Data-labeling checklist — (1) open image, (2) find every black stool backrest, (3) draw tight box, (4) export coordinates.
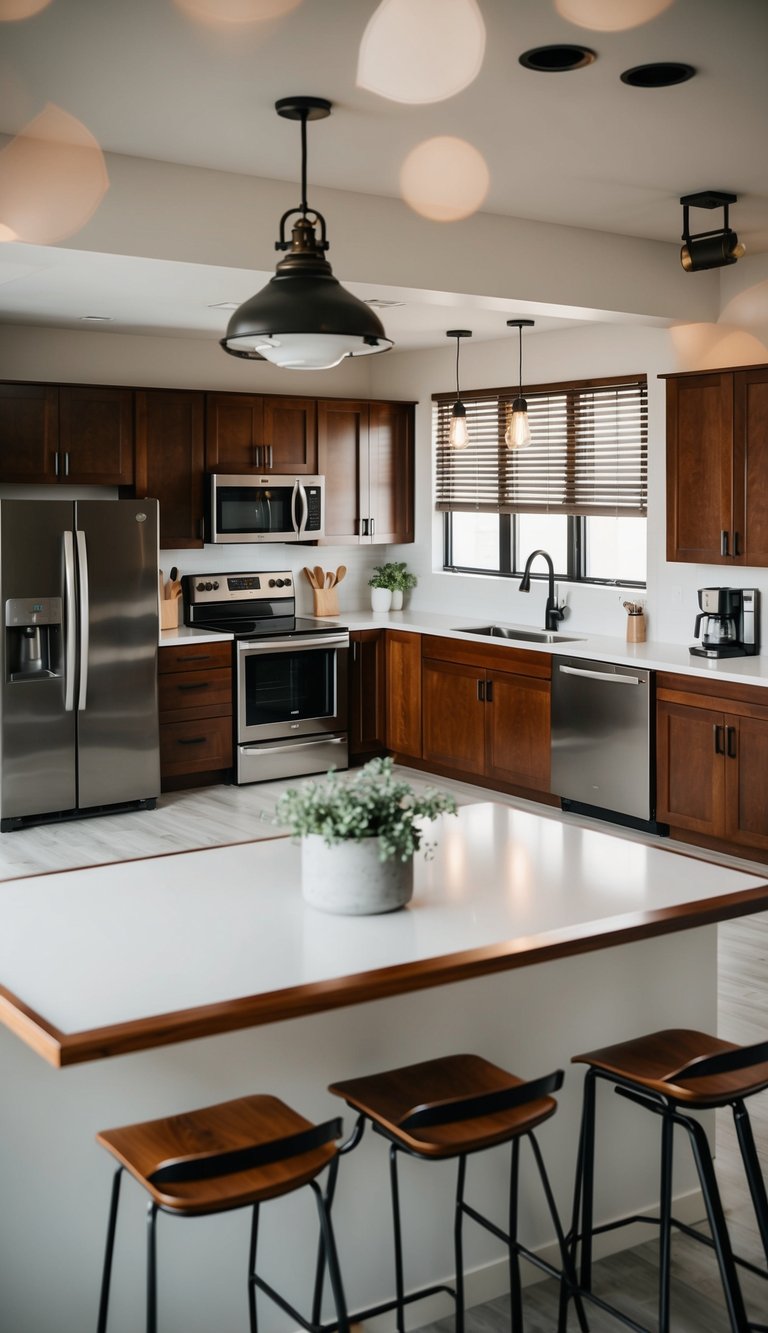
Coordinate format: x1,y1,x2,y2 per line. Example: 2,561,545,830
149,1116,343,1186
664,1038,768,1084
398,1070,564,1132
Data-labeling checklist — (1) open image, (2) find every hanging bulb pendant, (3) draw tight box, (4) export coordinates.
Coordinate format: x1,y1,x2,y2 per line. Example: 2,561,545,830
446,328,472,450
505,318,534,451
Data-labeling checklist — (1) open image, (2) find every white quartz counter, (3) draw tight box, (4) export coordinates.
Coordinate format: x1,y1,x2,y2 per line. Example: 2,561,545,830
160,624,233,647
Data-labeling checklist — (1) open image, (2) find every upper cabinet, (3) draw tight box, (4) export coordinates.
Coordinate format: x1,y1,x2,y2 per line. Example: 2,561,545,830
134,389,205,549
205,393,317,474
665,364,768,566
0,382,133,485
317,398,414,545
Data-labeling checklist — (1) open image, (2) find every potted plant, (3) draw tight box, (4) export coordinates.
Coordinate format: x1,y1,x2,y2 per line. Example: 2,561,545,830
368,561,417,611
274,757,457,915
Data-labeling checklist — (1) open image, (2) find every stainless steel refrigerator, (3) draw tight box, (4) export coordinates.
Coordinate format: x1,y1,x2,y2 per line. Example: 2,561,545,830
0,498,160,830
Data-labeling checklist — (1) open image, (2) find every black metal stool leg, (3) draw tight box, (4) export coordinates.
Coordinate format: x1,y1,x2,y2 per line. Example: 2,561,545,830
658,1110,674,1333
389,1143,406,1333
454,1155,467,1333
682,1112,750,1333
310,1155,341,1328
732,1099,768,1267
577,1070,598,1293
247,1202,260,1333
507,1139,523,1331
310,1178,349,1333
527,1132,589,1333
97,1166,123,1333
146,1202,158,1333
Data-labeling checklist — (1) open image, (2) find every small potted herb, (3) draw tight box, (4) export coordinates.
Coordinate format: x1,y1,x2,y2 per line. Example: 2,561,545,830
368,561,417,611
274,757,457,915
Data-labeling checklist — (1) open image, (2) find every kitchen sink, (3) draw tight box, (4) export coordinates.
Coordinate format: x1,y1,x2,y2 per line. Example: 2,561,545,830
453,624,587,644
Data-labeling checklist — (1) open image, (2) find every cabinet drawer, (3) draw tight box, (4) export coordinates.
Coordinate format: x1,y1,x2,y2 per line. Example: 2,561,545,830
159,642,232,674
159,667,232,717
160,716,233,776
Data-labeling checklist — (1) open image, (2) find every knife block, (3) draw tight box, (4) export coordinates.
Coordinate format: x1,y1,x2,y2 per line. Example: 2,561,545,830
313,587,339,617
160,597,181,629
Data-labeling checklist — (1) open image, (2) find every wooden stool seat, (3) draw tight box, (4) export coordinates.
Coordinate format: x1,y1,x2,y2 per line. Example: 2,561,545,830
97,1093,338,1215
329,1053,557,1159
573,1027,768,1106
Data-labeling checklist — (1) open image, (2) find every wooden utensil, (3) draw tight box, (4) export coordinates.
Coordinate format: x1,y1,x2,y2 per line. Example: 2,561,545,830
335,565,347,585
314,564,325,590
325,571,335,588
304,566,318,589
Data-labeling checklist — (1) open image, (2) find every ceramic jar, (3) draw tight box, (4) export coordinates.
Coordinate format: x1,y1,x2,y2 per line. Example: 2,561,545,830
370,586,392,612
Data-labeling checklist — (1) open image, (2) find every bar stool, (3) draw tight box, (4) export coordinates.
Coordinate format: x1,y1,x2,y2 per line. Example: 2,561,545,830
567,1028,768,1333
327,1052,585,1333
95,1093,349,1333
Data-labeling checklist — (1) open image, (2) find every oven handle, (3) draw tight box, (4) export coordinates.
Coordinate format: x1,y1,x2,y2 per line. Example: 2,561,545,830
237,634,349,655
241,736,347,757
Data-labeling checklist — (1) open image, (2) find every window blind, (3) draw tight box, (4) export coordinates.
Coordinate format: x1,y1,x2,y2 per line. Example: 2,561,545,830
434,375,647,517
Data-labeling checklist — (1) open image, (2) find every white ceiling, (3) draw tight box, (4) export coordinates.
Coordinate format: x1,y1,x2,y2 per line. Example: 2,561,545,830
0,0,766,347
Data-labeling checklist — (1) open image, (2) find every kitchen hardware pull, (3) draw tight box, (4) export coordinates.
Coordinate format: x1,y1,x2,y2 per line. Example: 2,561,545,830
254,445,263,468
177,736,206,745
54,452,60,477
62,531,77,712
64,451,70,477
726,726,737,758
485,679,494,703
370,516,375,537
477,679,485,702
75,530,89,711
241,737,345,756
559,665,641,686
734,532,740,557
184,654,212,662
177,681,210,691
267,445,273,469
352,641,358,662
714,724,725,755
721,530,729,557
238,634,349,655
361,518,369,536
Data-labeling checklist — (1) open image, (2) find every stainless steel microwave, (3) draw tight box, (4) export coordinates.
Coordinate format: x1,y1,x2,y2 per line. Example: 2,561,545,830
206,474,325,544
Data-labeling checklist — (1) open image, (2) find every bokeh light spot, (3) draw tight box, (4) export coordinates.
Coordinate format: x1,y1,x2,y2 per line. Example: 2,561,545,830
358,0,485,104
555,0,675,32
400,136,489,222
0,104,109,244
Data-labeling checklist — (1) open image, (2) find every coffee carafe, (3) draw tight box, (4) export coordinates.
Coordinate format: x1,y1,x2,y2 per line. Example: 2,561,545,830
691,587,759,658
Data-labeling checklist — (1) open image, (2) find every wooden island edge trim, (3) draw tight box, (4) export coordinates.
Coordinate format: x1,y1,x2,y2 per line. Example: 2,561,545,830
6,881,767,1067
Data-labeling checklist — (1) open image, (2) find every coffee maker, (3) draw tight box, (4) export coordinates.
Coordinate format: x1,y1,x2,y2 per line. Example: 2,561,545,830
691,587,760,658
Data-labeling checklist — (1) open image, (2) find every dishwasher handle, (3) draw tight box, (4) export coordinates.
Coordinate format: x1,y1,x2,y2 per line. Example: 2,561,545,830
558,665,643,686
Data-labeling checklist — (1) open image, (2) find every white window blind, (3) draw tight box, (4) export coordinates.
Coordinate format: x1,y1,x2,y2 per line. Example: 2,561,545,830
435,375,647,517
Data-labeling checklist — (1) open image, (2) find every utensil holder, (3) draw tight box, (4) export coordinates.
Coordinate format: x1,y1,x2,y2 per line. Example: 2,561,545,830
313,587,339,617
626,612,646,643
160,598,181,630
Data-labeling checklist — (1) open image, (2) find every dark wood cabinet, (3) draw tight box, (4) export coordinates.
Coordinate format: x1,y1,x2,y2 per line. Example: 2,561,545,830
135,389,205,549
317,398,414,545
664,364,768,566
349,630,387,760
422,637,551,794
385,629,422,759
158,640,233,788
656,673,768,854
206,393,317,473
0,382,133,485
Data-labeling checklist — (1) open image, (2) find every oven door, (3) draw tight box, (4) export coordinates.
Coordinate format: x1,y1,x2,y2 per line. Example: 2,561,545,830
236,634,349,743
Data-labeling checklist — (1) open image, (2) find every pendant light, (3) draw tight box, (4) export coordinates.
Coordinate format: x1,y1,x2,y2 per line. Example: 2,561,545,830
447,329,472,449
221,96,394,370
505,318,534,450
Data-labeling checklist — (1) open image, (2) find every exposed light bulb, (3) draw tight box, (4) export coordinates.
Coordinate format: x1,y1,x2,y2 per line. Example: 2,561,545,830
450,403,469,449
505,399,531,450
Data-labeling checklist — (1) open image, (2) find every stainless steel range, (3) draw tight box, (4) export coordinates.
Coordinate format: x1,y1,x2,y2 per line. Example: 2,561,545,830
182,571,349,784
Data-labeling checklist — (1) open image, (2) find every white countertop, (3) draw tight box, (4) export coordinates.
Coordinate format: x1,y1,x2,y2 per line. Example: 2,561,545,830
1,802,766,1065
160,624,234,646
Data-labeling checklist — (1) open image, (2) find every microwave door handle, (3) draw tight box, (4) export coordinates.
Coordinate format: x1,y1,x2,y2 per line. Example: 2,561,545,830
295,480,309,539
75,530,90,710
62,530,77,712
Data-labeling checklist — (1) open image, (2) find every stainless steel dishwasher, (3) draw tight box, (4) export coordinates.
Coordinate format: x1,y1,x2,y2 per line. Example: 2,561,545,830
551,656,661,828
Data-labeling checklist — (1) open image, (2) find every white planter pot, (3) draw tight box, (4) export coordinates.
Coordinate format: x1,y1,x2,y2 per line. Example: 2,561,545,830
370,587,392,612
390,588,403,610
301,835,413,915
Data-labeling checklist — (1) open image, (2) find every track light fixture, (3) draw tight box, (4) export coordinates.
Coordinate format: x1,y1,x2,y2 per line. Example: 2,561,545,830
505,319,534,450
222,96,393,369
680,191,746,273
447,329,472,450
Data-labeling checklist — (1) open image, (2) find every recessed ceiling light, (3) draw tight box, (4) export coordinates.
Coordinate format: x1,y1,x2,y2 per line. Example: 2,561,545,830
80,315,112,322
519,44,596,72
620,61,696,87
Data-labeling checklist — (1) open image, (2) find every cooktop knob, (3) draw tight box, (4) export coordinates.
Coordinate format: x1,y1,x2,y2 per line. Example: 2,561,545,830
268,578,276,588
275,578,284,587
196,582,205,592
213,581,220,590
204,581,213,591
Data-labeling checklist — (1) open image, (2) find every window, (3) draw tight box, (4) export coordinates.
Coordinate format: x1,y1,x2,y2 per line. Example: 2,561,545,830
436,375,647,586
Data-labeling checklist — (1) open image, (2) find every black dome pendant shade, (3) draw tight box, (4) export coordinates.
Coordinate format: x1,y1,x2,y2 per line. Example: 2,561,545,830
222,96,393,370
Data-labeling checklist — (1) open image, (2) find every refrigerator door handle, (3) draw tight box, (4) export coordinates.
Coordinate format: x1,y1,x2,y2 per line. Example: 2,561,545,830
76,530,90,711
63,530,77,712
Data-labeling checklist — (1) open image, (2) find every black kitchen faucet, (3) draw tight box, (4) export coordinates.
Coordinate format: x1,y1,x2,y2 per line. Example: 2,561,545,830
519,549,566,633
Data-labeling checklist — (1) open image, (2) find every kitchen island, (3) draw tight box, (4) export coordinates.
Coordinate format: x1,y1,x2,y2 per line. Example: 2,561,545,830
1,803,766,1333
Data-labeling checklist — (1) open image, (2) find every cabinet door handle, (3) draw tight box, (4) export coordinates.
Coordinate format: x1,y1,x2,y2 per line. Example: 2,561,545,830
177,736,206,746
361,518,369,537
714,723,725,755
485,679,493,703
184,653,213,662
721,530,729,557
477,679,485,702
254,445,263,468
352,641,358,663
726,725,737,759
370,516,375,537
64,451,70,477
267,445,273,469
734,531,740,557
55,452,60,477
177,681,210,692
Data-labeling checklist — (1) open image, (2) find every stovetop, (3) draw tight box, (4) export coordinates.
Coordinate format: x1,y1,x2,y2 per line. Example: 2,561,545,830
192,614,344,641
181,570,346,640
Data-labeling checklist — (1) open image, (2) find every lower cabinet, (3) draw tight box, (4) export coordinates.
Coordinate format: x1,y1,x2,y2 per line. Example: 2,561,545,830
159,641,233,788
422,637,551,795
385,629,422,759
656,673,768,853
348,630,387,761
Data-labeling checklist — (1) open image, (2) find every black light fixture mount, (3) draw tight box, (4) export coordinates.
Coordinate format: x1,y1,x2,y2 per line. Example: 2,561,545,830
222,96,393,369
505,319,534,451
680,190,746,272
447,329,472,450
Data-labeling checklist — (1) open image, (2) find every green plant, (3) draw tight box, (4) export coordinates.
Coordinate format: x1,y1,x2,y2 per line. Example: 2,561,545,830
368,561,417,592
273,757,457,863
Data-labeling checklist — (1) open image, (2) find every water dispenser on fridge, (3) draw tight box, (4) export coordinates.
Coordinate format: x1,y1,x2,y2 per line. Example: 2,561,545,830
5,597,63,682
